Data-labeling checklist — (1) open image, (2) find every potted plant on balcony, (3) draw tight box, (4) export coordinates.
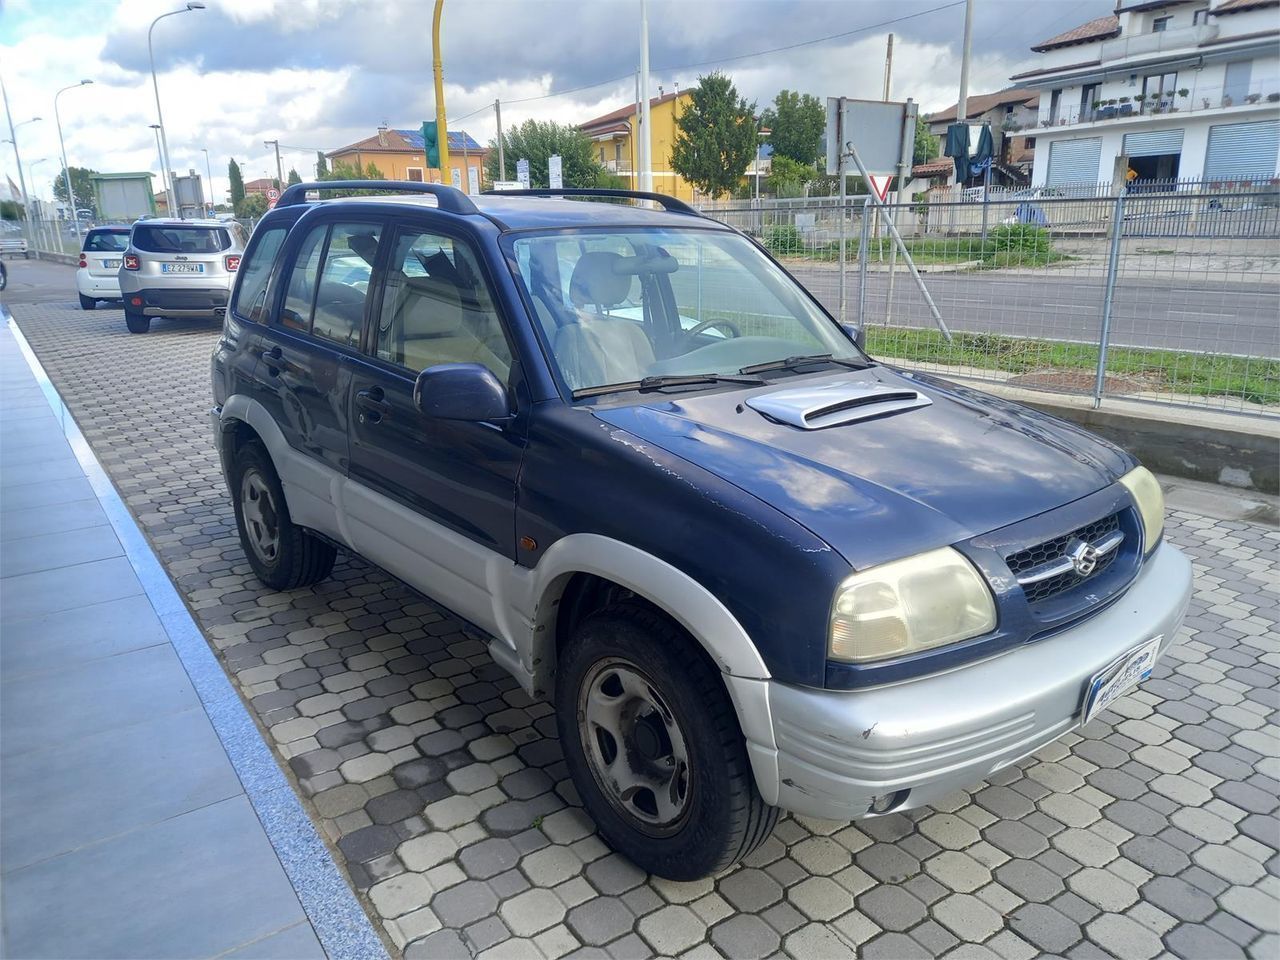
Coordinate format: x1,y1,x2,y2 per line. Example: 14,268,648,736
1268,93,1280,103
1222,94,1234,106
1246,92,1262,104
1134,93,1147,112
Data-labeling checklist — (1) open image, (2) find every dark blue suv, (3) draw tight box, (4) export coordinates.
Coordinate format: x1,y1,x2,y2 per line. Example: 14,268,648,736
211,182,1191,879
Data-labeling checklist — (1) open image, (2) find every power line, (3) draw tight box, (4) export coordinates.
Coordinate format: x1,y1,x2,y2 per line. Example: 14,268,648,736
501,1,966,107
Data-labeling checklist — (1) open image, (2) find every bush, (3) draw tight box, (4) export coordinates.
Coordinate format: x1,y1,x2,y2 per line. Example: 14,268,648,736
764,224,803,254
985,223,1052,256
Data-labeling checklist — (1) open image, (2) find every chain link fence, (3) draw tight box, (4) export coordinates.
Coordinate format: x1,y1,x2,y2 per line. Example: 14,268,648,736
699,183,1280,416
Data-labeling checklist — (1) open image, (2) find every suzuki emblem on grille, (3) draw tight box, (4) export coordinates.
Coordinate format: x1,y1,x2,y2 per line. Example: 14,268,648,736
1067,539,1100,576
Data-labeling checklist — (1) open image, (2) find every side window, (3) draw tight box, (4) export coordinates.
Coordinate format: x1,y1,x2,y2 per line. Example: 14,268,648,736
374,227,513,380
229,225,288,323
311,223,379,348
281,225,328,331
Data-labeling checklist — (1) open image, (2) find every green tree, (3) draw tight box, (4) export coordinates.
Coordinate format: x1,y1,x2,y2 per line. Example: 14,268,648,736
761,89,825,167
228,159,245,209
1,199,24,220
766,155,812,198
316,161,387,196
670,72,758,199
484,119,606,187
236,193,268,219
315,151,329,178
53,166,98,216
914,115,940,165
286,167,302,186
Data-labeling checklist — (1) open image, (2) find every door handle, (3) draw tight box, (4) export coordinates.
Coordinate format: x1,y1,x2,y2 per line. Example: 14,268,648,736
355,387,390,423
258,347,283,375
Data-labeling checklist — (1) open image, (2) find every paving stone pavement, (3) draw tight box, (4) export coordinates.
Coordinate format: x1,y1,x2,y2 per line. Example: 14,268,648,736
9,299,1279,960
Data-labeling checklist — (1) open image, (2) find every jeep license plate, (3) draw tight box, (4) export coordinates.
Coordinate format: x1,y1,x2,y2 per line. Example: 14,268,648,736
1082,636,1162,725
162,262,204,273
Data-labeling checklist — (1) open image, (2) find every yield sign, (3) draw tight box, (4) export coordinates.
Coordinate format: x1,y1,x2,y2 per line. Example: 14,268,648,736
868,175,894,202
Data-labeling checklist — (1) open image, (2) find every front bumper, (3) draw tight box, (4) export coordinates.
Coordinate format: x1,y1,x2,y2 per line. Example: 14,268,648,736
741,541,1192,821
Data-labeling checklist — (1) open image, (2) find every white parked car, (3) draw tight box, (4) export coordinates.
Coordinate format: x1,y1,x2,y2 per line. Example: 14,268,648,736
0,221,29,258
77,226,132,309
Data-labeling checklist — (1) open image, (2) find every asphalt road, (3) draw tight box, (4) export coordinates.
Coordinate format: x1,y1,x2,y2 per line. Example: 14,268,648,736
787,265,1280,359
10,256,1276,360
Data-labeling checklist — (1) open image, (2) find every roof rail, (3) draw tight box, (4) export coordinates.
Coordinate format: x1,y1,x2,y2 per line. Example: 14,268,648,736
275,180,479,215
480,187,701,217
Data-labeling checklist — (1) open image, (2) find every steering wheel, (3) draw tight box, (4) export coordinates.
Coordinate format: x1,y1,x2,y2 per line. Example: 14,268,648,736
681,316,742,342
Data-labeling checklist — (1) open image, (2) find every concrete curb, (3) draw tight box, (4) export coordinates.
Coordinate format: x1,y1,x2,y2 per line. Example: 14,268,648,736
34,251,77,266
982,383,1280,495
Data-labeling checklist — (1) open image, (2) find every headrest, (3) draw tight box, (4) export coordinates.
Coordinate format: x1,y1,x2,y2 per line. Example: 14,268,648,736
569,252,632,308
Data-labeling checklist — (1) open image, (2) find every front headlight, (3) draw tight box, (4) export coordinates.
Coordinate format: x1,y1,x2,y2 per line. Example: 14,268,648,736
1118,465,1164,555
829,547,997,663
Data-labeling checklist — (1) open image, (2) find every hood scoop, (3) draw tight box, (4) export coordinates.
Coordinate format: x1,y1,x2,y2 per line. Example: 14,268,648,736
746,381,932,430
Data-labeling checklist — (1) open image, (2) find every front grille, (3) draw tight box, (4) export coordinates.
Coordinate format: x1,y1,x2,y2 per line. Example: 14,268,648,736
1007,512,1122,604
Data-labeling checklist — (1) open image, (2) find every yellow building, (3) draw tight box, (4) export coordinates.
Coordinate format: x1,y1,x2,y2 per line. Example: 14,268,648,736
326,126,488,193
579,91,696,202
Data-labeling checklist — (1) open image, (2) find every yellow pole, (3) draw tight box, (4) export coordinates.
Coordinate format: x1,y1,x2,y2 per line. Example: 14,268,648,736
432,0,450,177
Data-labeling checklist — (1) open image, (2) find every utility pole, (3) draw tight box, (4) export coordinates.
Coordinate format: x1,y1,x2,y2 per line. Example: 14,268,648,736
638,0,653,191
0,75,33,243
883,33,894,101
432,0,451,177
494,99,505,180
957,0,975,126
264,139,283,187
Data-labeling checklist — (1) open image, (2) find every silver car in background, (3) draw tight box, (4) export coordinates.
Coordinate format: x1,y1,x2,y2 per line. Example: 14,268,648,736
118,219,248,333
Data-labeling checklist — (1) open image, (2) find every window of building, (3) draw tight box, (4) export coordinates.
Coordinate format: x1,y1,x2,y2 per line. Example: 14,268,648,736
1152,15,1172,31
406,167,424,182
1143,72,1178,101
1049,88,1062,123
1081,82,1102,116
1025,137,1037,148
1224,61,1252,103
1192,7,1211,25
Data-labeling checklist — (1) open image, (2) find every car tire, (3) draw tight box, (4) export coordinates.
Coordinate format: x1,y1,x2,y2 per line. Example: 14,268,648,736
231,441,336,590
556,601,778,880
125,311,151,334
79,294,96,310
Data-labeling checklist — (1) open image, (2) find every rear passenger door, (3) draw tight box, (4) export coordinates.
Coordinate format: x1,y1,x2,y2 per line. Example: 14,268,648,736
255,217,384,532
343,219,527,624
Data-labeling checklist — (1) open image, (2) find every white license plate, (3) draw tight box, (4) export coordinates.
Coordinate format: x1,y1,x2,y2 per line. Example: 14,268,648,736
103,259,121,268
1082,636,1162,724
162,262,204,274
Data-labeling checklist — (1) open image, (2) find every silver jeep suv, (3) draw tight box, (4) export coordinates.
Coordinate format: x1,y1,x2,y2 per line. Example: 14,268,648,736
119,218,248,333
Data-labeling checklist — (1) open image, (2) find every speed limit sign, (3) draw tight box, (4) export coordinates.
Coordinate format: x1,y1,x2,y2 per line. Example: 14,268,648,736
266,187,280,201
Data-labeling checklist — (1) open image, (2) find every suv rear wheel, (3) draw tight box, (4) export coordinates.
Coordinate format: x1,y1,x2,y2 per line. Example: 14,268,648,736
556,602,778,879
231,441,336,589
125,310,150,334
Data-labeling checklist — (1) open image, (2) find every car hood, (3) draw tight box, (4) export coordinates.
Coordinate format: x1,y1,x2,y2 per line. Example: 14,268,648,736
591,366,1131,570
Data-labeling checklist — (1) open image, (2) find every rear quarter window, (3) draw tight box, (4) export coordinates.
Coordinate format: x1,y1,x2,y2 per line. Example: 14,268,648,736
230,224,290,323
131,225,231,254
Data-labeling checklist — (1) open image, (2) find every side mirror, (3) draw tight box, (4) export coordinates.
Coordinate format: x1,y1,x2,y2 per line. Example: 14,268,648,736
841,321,866,351
413,363,511,422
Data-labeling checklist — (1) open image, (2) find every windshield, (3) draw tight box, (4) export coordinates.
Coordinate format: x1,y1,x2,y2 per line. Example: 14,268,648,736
509,227,862,394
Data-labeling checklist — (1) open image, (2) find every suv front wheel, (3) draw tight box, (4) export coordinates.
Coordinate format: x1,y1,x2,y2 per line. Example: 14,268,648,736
231,441,336,589
556,602,778,880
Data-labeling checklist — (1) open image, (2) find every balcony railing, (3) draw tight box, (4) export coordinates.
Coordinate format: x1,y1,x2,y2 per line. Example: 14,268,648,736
1017,83,1280,131
603,159,633,174
1098,23,1218,62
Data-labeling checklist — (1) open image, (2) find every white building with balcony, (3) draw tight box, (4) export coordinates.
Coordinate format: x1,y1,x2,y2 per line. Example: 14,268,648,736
1011,0,1280,187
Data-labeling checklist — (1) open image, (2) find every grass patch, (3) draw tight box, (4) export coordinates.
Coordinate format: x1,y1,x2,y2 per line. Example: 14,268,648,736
767,224,1068,269
866,326,1280,405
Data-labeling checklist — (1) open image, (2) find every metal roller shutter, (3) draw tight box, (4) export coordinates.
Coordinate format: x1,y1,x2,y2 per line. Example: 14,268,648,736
1203,120,1280,181
1046,138,1103,185
1123,128,1184,157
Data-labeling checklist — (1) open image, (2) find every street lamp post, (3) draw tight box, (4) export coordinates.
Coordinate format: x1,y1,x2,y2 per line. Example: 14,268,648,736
201,147,213,214
149,125,167,215
2,113,41,239
148,2,205,220
54,79,92,244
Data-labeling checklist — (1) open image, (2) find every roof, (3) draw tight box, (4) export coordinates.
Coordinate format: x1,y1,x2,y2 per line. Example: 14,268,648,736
1213,0,1279,12
298,192,725,232
912,159,954,178
1114,1,1181,12
244,178,276,191
579,92,683,132
927,88,1039,123
327,127,484,158
1031,15,1120,51
89,172,155,181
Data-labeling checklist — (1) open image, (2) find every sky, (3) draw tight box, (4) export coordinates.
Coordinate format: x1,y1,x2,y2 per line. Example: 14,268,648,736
0,0,1113,207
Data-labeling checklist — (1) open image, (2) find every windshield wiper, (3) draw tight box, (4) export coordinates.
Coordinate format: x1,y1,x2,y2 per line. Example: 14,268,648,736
572,373,766,400
739,353,870,375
